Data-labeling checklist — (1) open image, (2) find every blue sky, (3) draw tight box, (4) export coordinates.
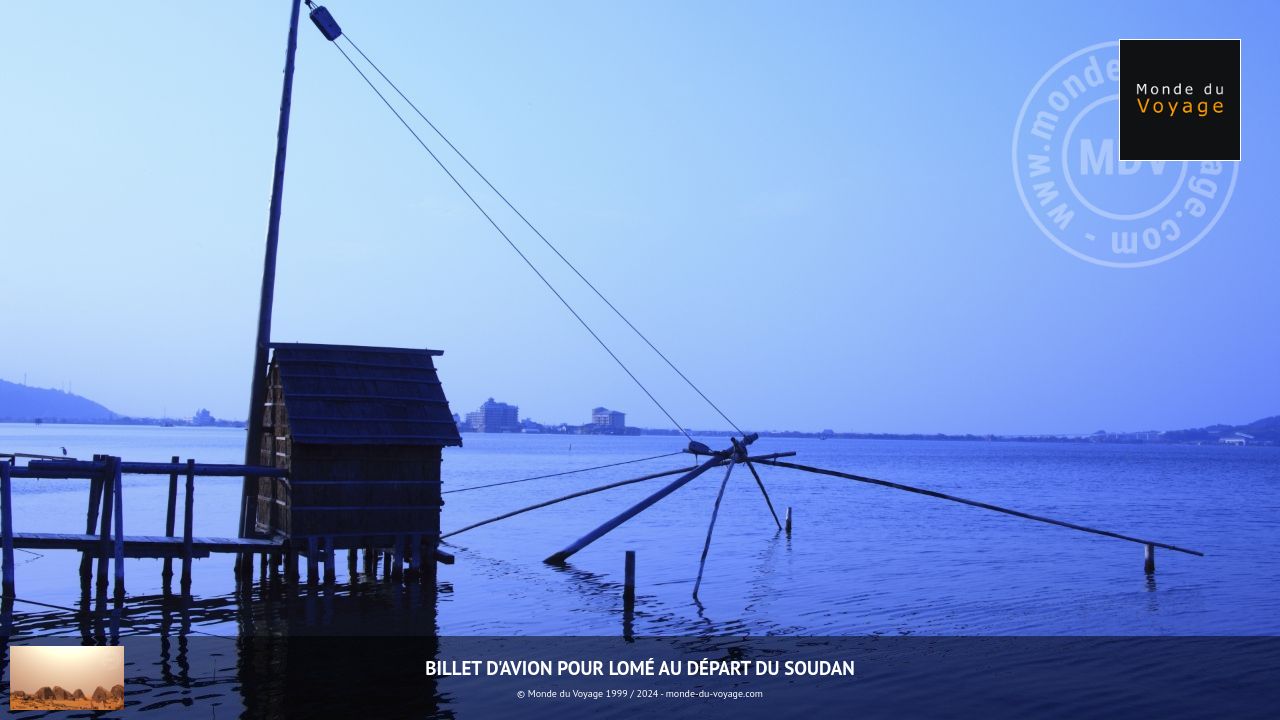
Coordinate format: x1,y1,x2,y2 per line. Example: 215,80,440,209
1,1,1275,434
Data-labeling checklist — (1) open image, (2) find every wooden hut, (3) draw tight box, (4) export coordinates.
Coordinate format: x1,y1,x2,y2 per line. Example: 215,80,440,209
249,343,461,566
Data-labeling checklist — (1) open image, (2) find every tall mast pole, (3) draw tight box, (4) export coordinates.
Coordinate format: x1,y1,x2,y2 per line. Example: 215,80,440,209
240,0,304,542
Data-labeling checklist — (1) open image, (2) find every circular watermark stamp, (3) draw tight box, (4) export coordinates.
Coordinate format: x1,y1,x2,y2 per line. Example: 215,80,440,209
1012,41,1238,268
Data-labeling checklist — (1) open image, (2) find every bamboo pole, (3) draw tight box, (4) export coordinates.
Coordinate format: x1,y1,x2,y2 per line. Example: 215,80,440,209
692,461,736,601
442,452,795,542
757,459,1204,557
545,453,728,565
442,464,701,540
743,460,782,530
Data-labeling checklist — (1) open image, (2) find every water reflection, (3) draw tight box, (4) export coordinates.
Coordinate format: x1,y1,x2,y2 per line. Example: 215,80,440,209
2,572,449,718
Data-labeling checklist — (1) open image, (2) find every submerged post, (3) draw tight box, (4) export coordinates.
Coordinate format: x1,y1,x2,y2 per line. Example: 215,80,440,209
1144,544,1156,574
786,507,792,536
1,461,15,600
240,0,305,543
623,550,636,611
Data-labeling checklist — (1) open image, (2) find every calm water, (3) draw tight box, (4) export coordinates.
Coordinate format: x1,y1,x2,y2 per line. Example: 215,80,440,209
2,424,1276,637
4,425,1279,718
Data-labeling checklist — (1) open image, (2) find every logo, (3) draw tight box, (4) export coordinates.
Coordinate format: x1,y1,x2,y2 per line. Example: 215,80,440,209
1012,42,1238,268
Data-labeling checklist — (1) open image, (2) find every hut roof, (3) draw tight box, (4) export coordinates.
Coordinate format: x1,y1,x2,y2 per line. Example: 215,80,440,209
270,343,462,447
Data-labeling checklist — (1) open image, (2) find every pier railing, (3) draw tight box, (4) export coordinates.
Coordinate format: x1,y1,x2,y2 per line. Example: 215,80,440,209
0,455,287,600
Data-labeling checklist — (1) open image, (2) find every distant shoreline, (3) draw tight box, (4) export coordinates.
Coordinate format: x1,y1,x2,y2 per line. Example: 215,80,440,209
4,418,1273,446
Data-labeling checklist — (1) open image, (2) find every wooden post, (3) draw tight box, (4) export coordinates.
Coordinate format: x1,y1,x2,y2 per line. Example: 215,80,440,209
181,459,195,592
307,537,319,585
1144,544,1156,574
623,550,635,611
785,507,792,536
80,460,105,583
1,461,15,600
285,548,298,582
408,534,421,581
111,457,125,599
323,537,336,585
95,460,115,592
162,455,179,581
382,550,391,578
391,536,404,582
259,550,269,579
347,548,357,580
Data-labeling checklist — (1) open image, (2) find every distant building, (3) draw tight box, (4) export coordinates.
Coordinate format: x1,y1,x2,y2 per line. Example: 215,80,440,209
588,406,627,434
465,398,521,433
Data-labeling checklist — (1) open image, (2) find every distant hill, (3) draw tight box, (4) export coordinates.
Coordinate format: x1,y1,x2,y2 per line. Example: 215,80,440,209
0,379,117,422
1162,415,1280,444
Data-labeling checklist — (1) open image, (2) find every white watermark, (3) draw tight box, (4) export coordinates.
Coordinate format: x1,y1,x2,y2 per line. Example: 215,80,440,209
1012,41,1238,268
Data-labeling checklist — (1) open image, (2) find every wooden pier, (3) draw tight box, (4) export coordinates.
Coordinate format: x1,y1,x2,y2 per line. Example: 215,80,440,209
1,455,290,600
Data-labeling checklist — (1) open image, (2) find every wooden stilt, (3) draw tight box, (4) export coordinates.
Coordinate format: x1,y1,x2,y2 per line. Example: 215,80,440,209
391,536,404,582
785,507,792,536
1144,544,1156,574
162,455,178,581
307,537,318,585
285,548,298,582
259,550,269,579
181,459,195,593
80,461,105,583
347,548,357,580
323,537,336,584
407,534,421,581
382,550,391,578
363,546,375,576
1,461,15,600
110,457,125,599
95,461,115,592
